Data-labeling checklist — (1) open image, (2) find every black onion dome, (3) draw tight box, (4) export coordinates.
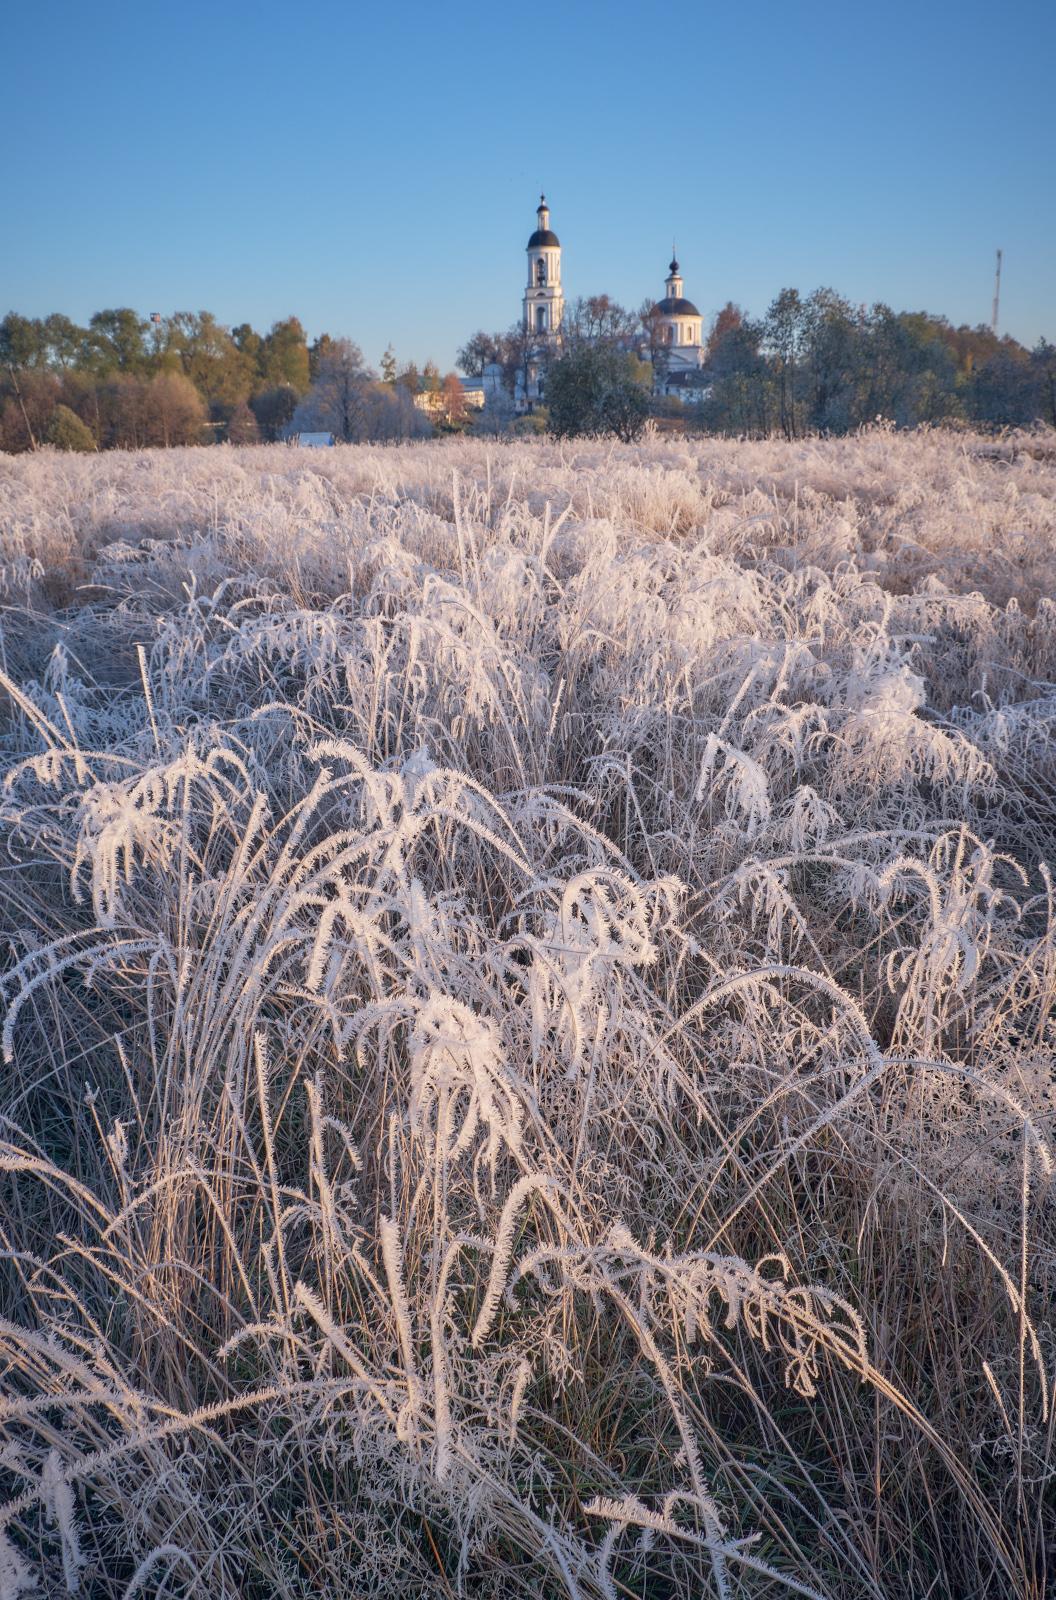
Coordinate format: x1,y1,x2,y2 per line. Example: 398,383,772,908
528,228,560,248
656,295,700,316
669,257,680,274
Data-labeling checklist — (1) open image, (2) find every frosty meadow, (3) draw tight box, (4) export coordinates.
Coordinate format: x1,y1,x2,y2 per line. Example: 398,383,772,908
0,427,1054,1598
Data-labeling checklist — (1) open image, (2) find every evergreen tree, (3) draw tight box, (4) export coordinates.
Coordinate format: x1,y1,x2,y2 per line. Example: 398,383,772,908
309,334,336,382
260,319,310,394
226,400,260,445
45,404,96,451
232,323,265,383
547,346,649,442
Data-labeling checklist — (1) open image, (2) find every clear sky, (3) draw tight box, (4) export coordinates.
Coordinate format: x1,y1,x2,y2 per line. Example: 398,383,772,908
4,0,1054,371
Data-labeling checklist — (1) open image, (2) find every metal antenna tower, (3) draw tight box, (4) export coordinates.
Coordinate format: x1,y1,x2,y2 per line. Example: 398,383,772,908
991,248,1003,336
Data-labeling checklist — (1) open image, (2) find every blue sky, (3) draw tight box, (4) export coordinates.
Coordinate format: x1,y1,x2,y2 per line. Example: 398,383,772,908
4,0,1053,371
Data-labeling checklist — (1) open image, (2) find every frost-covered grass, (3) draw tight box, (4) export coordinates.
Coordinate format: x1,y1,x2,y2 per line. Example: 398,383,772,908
0,428,1054,1598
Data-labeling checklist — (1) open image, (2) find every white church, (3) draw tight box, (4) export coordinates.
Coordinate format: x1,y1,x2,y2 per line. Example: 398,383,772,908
518,195,564,409
516,195,710,408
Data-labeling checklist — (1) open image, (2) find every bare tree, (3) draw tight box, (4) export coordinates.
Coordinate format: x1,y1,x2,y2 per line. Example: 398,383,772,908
441,373,467,427
496,324,536,403
360,382,433,441
475,385,516,435
250,385,299,442
456,331,499,376
638,299,668,386
291,340,375,442
562,295,637,349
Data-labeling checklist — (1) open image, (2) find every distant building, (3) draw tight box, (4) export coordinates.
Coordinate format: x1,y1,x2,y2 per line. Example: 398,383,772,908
458,376,488,410
658,369,712,403
519,195,564,411
651,257,710,402
291,431,335,448
479,363,506,399
411,376,489,418
460,196,713,411
523,195,564,340
412,389,445,416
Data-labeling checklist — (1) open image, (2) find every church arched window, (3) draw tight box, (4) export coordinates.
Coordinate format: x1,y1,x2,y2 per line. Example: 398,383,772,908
536,258,547,286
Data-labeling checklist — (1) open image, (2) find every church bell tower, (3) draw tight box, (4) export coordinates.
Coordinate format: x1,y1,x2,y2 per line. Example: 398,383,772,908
523,194,563,339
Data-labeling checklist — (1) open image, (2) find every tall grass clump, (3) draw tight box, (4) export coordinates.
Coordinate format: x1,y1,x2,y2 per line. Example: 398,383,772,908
0,425,1054,1598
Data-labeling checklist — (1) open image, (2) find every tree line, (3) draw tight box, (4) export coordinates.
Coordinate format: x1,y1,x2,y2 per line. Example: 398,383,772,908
459,289,1056,438
699,290,1056,436
0,311,464,451
4,290,1053,453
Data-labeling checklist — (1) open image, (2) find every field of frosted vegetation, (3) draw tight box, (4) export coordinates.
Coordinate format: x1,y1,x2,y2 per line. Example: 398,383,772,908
1,427,1056,1600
